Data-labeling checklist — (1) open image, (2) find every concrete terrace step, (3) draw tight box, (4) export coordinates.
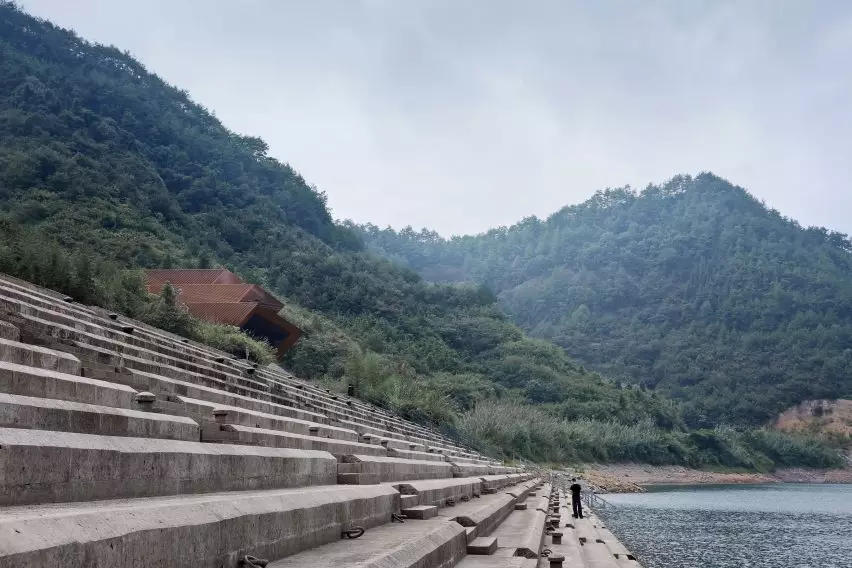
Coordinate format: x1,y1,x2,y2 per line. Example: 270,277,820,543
122,368,329,424
205,424,388,457
0,337,80,375
268,519,467,568
0,360,136,408
387,447,447,462
338,455,454,484
178,396,357,440
0,427,337,505
0,484,399,567
439,492,516,540
0,393,199,440
454,556,538,567
490,495,548,558
467,536,498,555
396,477,484,507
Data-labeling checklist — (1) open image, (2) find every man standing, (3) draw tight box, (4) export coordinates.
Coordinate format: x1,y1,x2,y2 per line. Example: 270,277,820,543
570,478,584,519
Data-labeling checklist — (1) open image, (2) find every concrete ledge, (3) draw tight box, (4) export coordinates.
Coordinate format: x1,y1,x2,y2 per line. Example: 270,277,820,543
387,447,447,462
178,396,358,441
340,455,453,484
455,557,539,567
442,493,516,538
451,463,492,478
121,368,329,424
0,484,399,567
491,498,547,558
467,536,498,555
0,428,337,505
268,518,467,568
396,477,483,507
0,393,199,440
208,424,387,457
0,361,136,408
0,338,80,375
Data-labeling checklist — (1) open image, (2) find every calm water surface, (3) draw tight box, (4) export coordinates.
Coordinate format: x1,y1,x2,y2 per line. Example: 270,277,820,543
596,484,852,568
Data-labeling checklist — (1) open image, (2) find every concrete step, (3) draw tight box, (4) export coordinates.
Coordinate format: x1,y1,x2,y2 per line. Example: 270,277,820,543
0,338,80,375
387,447,446,462
0,484,399,567
400,494,420,508
439,492,516,539
490,494,548,559
0,393,199,440
124,368,329,424
454,556,538,567
400,505,438,520
203,424,386,457
177,396,358,440
339,455,453,484
267,519,467,568
0,427,337,505
0,360,136,408
467,536,498,555
395,477,484,508
451,462,492,477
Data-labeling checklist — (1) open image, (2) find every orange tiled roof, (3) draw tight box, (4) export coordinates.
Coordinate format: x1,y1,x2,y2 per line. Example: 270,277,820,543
146,269,243,291
172,284,282,310
182,302,257,326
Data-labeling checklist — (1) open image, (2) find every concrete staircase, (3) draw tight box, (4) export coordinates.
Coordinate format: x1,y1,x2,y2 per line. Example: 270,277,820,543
0,272,562,567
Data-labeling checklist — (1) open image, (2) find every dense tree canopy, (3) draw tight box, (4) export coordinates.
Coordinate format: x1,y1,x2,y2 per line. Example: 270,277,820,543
358,174,852,427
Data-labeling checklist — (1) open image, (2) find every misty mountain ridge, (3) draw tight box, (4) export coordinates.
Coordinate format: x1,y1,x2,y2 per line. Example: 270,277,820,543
358,173,852,426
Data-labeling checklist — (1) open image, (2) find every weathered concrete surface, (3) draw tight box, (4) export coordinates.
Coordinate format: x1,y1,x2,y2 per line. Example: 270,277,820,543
401,505,438,519
0,322,18,342
341,455,453,484
451,462,492,478
467,536,498,555
440,492,515,539
0,428,337,505
0,360,135,408
480,474,521,493
455,557,538,567
120,368,329,423
206,424,388,456
395,477,482,507
0,393,199,440
178,396,358,440
268,519,467,568
387,447,447,462
0,338,80,375
0,485,399,567
490,493,548,558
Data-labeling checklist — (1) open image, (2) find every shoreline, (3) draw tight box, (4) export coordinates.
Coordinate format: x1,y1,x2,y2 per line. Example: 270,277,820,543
582,463,852,493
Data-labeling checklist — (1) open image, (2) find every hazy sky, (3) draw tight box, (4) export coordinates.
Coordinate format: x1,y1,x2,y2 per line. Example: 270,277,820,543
19,0,852,236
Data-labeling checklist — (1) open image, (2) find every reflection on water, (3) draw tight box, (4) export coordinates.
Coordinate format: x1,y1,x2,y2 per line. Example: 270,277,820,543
596,484,852,568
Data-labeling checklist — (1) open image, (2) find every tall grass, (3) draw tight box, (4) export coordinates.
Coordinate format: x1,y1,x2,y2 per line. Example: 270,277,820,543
459,400,844,469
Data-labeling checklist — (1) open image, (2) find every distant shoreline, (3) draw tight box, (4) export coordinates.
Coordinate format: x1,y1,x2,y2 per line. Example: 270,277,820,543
583,463,852,493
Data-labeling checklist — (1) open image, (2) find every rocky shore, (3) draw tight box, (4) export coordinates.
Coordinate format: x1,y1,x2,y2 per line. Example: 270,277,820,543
582,463,852,493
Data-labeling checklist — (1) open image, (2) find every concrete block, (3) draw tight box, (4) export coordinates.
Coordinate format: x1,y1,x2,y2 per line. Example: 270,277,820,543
387,447,447,462
0,321,19,342
0,360,136,408
268,518,467,568
401,505,439,519
400,494,420,508
0,484,400,567
0,427,337,505
0,393,199,440
490,505,547,559
452,462,492,477
467,536,498,555
0,338,80,375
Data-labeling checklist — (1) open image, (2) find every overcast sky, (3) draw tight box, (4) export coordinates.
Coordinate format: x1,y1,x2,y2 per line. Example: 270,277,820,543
19,0,852,236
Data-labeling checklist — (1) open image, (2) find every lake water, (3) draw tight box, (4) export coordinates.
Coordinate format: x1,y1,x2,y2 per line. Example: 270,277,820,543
596,484,852,568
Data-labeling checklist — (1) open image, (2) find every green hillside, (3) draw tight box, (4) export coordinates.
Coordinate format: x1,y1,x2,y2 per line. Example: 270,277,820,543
357,174,852,427
0,2,843,469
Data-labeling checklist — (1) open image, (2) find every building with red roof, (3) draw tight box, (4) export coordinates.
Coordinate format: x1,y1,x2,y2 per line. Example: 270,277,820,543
145,269,301,359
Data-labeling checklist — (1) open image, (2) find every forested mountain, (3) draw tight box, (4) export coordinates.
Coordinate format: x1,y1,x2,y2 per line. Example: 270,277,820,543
357,174,852,427
0,2,843,468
